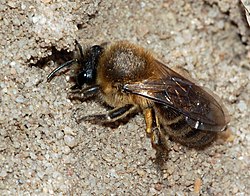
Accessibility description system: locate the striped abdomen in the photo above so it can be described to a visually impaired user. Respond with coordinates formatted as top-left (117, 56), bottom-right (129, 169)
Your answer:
top-left (154, 104), bottom-right (216, 147)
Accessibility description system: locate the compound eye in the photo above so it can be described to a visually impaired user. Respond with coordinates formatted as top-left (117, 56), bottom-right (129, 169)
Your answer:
top-left (84, 69), bottom-right (94, 80)
top-left (76, 69), bottom-right (96, 87)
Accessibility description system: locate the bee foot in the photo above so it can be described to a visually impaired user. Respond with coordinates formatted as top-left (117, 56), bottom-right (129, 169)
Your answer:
top-left (76, 114), bottom-right (108, 124)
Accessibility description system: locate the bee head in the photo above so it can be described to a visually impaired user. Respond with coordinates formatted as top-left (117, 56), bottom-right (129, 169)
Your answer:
top-left (47, 42), bottom-right (104, 88)
top-left (75, 44), bottom-right (103, 87)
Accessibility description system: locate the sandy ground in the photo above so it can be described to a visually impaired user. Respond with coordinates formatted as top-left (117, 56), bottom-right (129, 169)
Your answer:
top-left (0, 0), bottom-right (249, 195)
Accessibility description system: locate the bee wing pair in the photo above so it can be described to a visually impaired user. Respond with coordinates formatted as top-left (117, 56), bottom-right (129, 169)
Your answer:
top-left (124, 60), bottom-right (228, 132)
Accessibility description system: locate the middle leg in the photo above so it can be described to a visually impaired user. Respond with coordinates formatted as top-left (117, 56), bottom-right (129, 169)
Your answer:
top-left (77, 104), bottom-right (138, 124)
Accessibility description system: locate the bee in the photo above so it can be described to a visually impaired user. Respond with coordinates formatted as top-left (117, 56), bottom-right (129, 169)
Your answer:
top-left (47, 41), bottom-right (229, 150)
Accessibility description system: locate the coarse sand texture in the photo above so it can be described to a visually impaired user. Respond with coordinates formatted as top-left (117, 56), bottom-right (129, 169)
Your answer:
top-left (0, 0), bottom-right (249, 195)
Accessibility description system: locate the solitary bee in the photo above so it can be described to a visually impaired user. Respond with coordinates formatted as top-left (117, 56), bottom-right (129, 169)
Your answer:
top-left (47, 41), bottom-right (228, 150)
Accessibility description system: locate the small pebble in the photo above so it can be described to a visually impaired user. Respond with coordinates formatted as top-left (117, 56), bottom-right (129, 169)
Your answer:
top-left (194, 178), bottom-right (202, 194)
top-left (15, 95), bottom-right (26, 103)
top-left (63, 146), bottom-right (71, 154)
top-left (64, 126), bottom-right (76, 136)
top-left (0, 170), bottom-right (7, 178)
top-left (155, 183), bottom-right (163, 191)
top-left (237, 100), bottom-right (247, 112)
top-left (64, 135), bottom-right (78, 148)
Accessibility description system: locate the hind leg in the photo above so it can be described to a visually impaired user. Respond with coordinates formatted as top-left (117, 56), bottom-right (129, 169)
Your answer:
top-left (144, 108), bottom-right (168, 151)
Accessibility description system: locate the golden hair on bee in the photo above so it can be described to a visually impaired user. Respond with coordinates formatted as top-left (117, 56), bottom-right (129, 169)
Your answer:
top-left (47, 40), bottom-right (229, 153)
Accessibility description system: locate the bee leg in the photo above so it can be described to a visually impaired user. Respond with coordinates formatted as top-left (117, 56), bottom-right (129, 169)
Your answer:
top-left (77, 104), bottom-right (138, 124)
top-left (68, 85), bottom-right (100, 101)
top-left (144, 108), bottom-right (168, 151)
top-left (153, 128), bottom-right (169, 165)
top-left (144, 108), bottom-right (160, 147)
top-left (144, 108), bottom-right (154, 136)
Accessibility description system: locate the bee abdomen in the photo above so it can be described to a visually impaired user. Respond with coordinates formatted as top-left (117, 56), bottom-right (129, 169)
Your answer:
top-left (156, 107), bottom-right (216, 147)
top-left (173, 128), bottom-right (216, 147)
top-left (168, 116), bottom-right (191, 136)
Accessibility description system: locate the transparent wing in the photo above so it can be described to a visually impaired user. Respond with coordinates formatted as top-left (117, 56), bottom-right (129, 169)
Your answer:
top-left (124, 60), bottom-right (228, 131)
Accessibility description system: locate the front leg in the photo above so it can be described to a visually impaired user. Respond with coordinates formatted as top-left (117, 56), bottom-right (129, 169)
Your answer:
top-left (68, 85), bottom-right (100, 101)
top-left (77, 104), bottom-right (138, 124)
